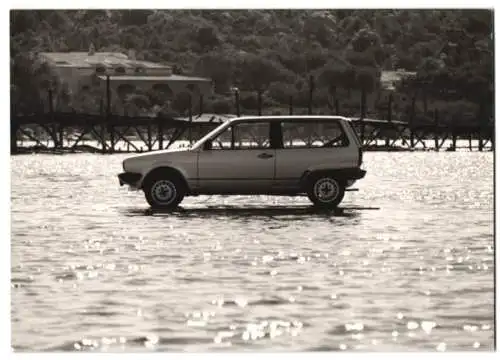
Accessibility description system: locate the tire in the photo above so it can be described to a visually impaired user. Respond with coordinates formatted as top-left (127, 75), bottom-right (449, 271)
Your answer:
top-left (143, 173), bottom-right (185, 210)
top-left (306, 174), bottom-right (345, 209)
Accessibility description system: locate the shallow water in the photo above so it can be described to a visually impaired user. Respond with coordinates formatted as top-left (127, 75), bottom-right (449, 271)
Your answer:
top-left (11, 152), bottom-right (494, 352)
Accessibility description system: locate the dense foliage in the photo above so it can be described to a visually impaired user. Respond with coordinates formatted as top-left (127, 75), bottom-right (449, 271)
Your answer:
top-left (10, 9), bottom-right (494, 122)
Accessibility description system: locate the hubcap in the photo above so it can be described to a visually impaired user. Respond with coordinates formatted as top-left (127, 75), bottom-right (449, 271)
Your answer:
top-left (151, 180), bottom-right (177, 205)
top-left (313, 178), bottom-right (339, 203)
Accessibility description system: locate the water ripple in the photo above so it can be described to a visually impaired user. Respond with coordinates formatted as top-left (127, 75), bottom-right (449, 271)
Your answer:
top-left (11, 152), bottom-right (494, 351)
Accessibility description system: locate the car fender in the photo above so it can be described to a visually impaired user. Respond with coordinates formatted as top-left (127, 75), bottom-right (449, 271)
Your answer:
top-left (299, 167), bottom-right (367, 189)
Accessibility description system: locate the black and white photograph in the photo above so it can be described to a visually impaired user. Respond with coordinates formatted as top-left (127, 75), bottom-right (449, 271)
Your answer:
top-left (7, 1), bottom-right (495, 354)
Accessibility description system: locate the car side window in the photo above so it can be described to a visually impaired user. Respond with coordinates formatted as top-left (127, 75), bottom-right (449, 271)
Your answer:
top-left (211, 122), bottom-right (271, 150)
top-left (211, 126), bottom-right (232, 150)
top-left (281, 120), bottom-right (349, 149)
top-left (233, 122), bottom-right (270, 149)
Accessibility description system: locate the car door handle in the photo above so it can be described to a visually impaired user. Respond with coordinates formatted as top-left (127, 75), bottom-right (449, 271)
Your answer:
top-left (257, 153), bottom-right (274, 159)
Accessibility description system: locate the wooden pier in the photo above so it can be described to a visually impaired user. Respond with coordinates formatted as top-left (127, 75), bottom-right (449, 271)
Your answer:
top-left (11, 76), bottom-right (494, 154)
top-left (11, 111), bottom-right (229, 154)
top-left (11, 110), bottom-right (493, 154)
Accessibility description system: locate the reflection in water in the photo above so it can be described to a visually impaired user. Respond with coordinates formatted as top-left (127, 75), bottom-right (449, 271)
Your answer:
top-left (123, 205), bottom-right (379, 218)
top-left (10, 152), bottom-right (494, 352)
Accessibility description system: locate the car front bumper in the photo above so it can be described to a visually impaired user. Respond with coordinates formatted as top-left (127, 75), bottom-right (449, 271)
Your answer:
top-left (118, 172), bottom-right (142, 187)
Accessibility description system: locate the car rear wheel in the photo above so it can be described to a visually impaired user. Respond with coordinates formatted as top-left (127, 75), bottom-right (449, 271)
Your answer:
top-left (307, 175), bottom-right (345, 209)
top-left (144, 175), bottom-right (185, 210)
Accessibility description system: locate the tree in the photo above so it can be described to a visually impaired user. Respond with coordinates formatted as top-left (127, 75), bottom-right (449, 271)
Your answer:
top-left (351, 28), bottom-right (382, 53)
top-left (69, 83), bottom-right (101, 113)
top-left (195, 26), bottom-right (220, 49)
top-left (237, 54), bottom-right (294, 91)
top-left (354, 68), bottom-right (377, 93)
top-left (266, 81), bottom-right (295, 104)
top-left (194, 53), bottom-right (234, 94)
top-left (9, 9), bottom-right (494, 126)
top-left (116, 10), bottom-right (152, 26)
top-left (172, 91), bottom-right (192, 113)
top-left (317, 61), bottom-right (352, 97)
top-left (10, 54), bottom-right (58, 114)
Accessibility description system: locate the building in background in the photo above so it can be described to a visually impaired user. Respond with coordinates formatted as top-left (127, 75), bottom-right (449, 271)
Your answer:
top-left (39, 45), bottom-right (212, 110)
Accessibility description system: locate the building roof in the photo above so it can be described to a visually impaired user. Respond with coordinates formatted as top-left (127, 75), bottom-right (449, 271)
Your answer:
top-left (380, 70), bottom-right (417, 90)
top-left (381, 70), bottom-right (417, 83)
top-left (39, 52), bottom-right (169, 69)
top-left (97, 75), bottom-right (212, 82)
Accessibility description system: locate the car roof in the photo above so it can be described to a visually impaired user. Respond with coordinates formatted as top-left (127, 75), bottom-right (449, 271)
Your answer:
top-left (228, 115), bottom-right (352, 123)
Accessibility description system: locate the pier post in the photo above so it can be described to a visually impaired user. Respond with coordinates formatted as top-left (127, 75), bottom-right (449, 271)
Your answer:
top-left (308, 75), bottom-right (315, 115)
top-left (258, 90), bottom-right (262, 116)
top-left (360, 89), bottom-right (366, 145)
top-left (108, 123), bottom-right (114, 153)
top-left (147, 122), bottom-right (152, 151)
top-left (234, 89), bottom-right (240, 117)
top-left (451, 119), bottom-right (457, 151)
top-left (11, 122), bottom-right (18, 153)
top-left (157, 116), bottom-right (163, 150)
top-left (409, 95), bottom-right (415, 148)
top-left (433, 109), bottom-right (439, 151)
top-left (289, 95), bottom-right (293, 115)
top-left (491, 123), bottom-right (494, 152)
top-left (106, 76), bottom-right (115, 153)
top-left (385, 93), bottom-right (393, 147)
top-left (58, 125), bottom-right (64, 148)
top-left (478, 102), bottom-right (484, 152)
top-left (108, 124), bottom-right (115, 153)
top-left (188, 94), bottom-right (193, 145)
top-left (48, 88), bottom-right (58, 148)
top-left (100, 75), bottom-right (111, 153)
top-left (199, 94), bottom-right (204, 115)
top-left (100, 124), bottom-right (107, 154)
top-left (52, 88), bottom-right (63, 148)
top-left (10, 104), bottom-right (18, 154)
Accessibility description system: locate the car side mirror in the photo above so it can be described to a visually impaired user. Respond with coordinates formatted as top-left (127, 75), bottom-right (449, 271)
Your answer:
top-left (203, 140), bottom-right (212, 151)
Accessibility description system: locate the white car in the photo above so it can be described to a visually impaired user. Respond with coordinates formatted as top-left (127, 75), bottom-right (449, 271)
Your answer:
top-left (118, 116), bottom-right (366, 210)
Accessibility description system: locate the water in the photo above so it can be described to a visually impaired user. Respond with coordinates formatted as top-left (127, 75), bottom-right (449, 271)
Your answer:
top-left (10, 152), bottom-right (494, 352)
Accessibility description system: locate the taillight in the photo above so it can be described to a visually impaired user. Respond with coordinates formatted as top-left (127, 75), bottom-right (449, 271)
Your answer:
top-left (358, 148), bottom-right (363, 166)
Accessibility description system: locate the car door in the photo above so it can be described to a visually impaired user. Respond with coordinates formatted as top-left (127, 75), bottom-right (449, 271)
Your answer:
top-left (274, 119), bottom-right (354, 191)
top-left (197, 120), bottom-right (275, 194)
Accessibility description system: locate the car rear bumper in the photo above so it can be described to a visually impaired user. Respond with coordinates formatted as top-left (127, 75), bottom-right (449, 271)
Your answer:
top-left (118, 172), bottom-right (142, 187)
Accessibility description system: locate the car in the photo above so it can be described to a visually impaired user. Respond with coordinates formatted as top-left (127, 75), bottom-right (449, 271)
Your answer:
top-left (118, 115), bottom-right (366, 210)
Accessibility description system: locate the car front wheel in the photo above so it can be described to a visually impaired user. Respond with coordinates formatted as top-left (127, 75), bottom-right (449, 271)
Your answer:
top-left (307, 175), bottom-right (345, 209)
top-left (144, 176), bottom-right (185, 210)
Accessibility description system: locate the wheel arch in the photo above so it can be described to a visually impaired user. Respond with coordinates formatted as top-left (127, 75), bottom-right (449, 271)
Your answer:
top-left (299, 168), bottom-right (356, 190)
top-left (141, 166), bottom-right (190, 192)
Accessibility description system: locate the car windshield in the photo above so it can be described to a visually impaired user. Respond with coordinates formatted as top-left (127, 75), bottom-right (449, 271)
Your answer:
top-left (191, 120), bottom-right (232, 149)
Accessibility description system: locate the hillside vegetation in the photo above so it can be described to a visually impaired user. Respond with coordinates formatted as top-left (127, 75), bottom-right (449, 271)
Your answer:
top-left (10, 9), bottom-right (494, 123)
